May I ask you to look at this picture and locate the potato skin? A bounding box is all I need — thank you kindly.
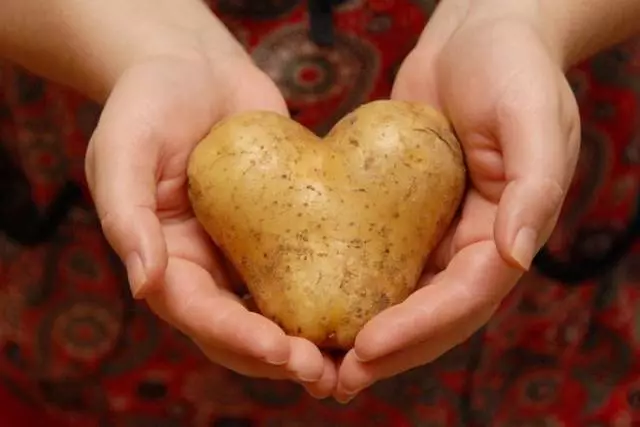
[187,100,466,349]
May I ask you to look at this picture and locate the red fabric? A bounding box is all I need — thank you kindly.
[0,386,54,427]
[0,1,639,425]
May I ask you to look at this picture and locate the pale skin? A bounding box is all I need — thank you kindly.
[1,0,639,403]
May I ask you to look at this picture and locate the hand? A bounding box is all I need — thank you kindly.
[84,27,336,397]
[335,0,581,401]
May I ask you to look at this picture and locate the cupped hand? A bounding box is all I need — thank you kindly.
[84,34,336,397]
[336,0,581,401]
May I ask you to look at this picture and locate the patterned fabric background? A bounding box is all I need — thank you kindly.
[0,1,639,425]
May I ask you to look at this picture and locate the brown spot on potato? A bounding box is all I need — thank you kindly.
[364,157,374,170]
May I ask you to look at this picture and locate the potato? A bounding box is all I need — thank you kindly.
[187,100,466,350]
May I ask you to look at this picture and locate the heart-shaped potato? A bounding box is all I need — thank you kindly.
[187,100,466,349]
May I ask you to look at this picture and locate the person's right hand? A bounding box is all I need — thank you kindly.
[84,18,336,398]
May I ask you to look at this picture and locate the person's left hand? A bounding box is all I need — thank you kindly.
[335,0,581,402]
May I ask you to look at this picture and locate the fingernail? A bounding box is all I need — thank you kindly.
[271,360,289,366]
[335,385,360,404]
[303,385,324,400]
[265,352,289,366]
[353,351,368,363]
[336,393,357,405]
[511,227,538,270]
[296,374,321,383]
[289,364,323,382]
[126,253,147,297]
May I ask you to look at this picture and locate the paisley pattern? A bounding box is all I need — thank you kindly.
[0,0,639,425]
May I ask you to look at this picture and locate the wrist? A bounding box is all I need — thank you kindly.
[461,0,572,68]
[535,0,578,68]
[533,0,640,67]
[69,2,250,101]
[1,1,249,102]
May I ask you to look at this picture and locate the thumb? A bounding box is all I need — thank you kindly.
[493,104,578,271]
[495,177,565,271]
[85,82,167,298]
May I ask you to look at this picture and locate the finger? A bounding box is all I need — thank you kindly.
[353,241,519,363]
[161,219,236,292]
[223,65,290,118]
[495,178,564,271]
[147,257,290,365]
[195,342,292,380]
[87,78,168,297]
[426,216,459,272]
[303,354,338,399]
[390,0,471,107]
[286,337,326,383]
[391,49,441,108]
[429,190,499,271]
[337,309,493,401]
[493,78,578,271]
[195,340,323,381]
[198,337,330,387]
